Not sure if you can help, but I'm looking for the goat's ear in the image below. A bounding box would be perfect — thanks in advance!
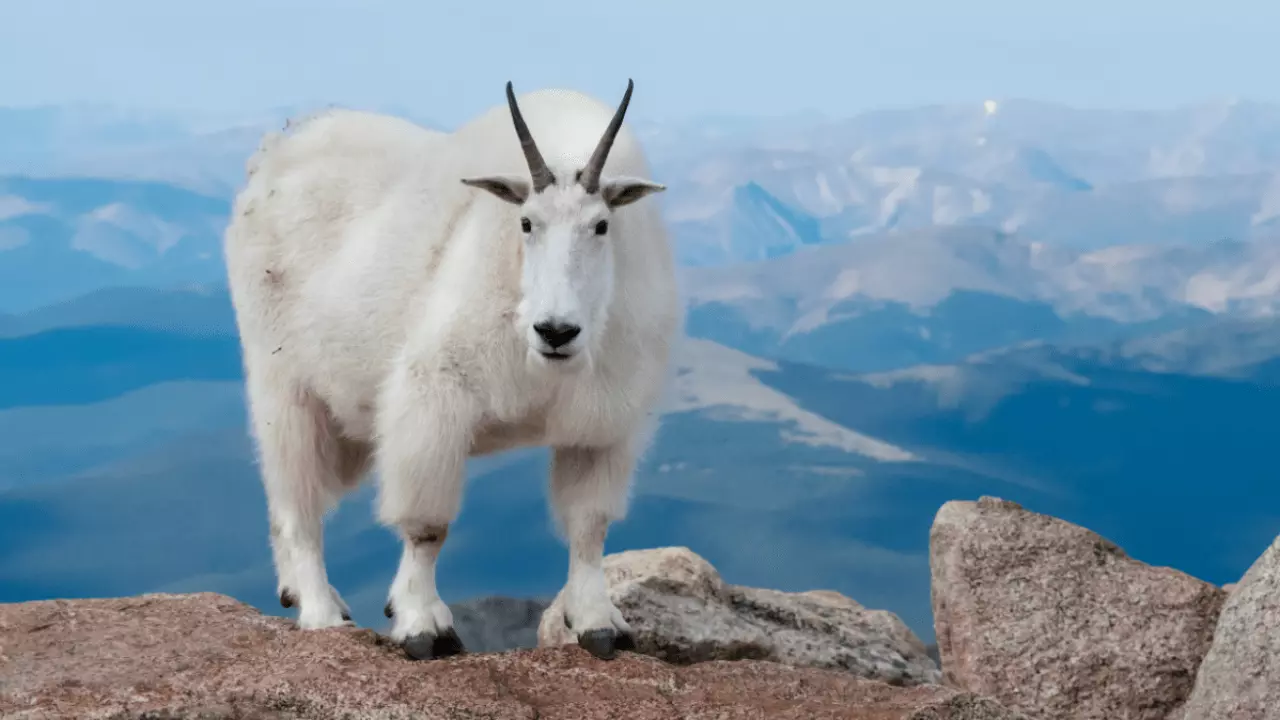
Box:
[461,175,530,204]
[600,177,666,209]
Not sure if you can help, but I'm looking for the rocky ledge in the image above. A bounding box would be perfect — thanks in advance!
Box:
[2,497,1277,719]
[0,592,1019,720]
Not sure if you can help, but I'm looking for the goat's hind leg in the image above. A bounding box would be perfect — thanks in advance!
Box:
[248,376,354,629]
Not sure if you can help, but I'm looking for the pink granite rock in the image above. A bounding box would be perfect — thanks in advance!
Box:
[0,592,1026,720]
[930,496,1226,720]
[1179,534,1280,720]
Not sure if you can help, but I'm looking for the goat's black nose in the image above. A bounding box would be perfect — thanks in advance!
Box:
[533,321,581,349]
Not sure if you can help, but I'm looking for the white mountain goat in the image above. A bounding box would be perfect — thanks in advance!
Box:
[223,80,679,660]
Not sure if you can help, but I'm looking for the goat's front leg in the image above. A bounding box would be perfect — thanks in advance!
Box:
[374,368,478,660]
[549,442,638,660]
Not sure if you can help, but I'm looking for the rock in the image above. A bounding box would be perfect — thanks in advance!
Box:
[930,496,1226,720]
[1221,582,1237,593]
[1179,534,1280,720]
[451,595,550,652]
[537,546,942,686]
[0,592,1028,719]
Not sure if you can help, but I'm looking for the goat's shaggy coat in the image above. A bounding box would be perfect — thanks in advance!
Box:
[223,82,680,659]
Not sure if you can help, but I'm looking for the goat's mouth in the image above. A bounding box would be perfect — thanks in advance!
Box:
[539,350,573,362]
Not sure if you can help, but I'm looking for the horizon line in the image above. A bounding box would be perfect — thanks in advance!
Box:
[0,94,1268,130]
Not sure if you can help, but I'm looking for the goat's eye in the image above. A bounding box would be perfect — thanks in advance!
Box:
[520,217,532,233]
[594,220,609,235]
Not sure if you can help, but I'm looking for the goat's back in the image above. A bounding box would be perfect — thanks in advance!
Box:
[222,108,450,419]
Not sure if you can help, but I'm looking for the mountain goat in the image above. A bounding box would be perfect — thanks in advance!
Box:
[223,80,679,661]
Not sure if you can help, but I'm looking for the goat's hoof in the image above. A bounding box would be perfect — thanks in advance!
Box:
[577,628,634,660]
[403,628,465,660]
[384,601,394,618]
[279,589,296,609]
[341,609,351,622]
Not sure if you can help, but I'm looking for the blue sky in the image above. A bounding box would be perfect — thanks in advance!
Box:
[2,0,1277,126]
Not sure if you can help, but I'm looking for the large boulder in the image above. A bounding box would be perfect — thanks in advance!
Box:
[537,545,942,686]
[0,592,1027,719]
[930,496,1226,720]
[1179,534,1280,720]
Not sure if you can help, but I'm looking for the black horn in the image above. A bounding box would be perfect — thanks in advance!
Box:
[579,79,634,194]
[505,81,555,193]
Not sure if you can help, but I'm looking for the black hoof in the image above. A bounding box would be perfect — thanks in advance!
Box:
[434,627,465,657]
[615,631,636,652]
[577,628,634,660]
[402,628,466,660]
[384,601,394,618]
[341,609,351,622]
[563,612,573,630]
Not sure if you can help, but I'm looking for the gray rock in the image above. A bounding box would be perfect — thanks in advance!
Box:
[1179,534,1280,720]
[450,595,550,652]
[537,546,942,686]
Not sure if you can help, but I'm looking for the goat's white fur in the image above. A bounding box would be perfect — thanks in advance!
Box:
[223,85,680,650]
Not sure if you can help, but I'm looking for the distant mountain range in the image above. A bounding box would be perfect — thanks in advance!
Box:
[681,225,1280,372]
[0,176,229,312]
[658,101,1280,261]
[6,97,1280,311]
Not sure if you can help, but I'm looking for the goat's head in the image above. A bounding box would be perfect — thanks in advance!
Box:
[461,79,665,366]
